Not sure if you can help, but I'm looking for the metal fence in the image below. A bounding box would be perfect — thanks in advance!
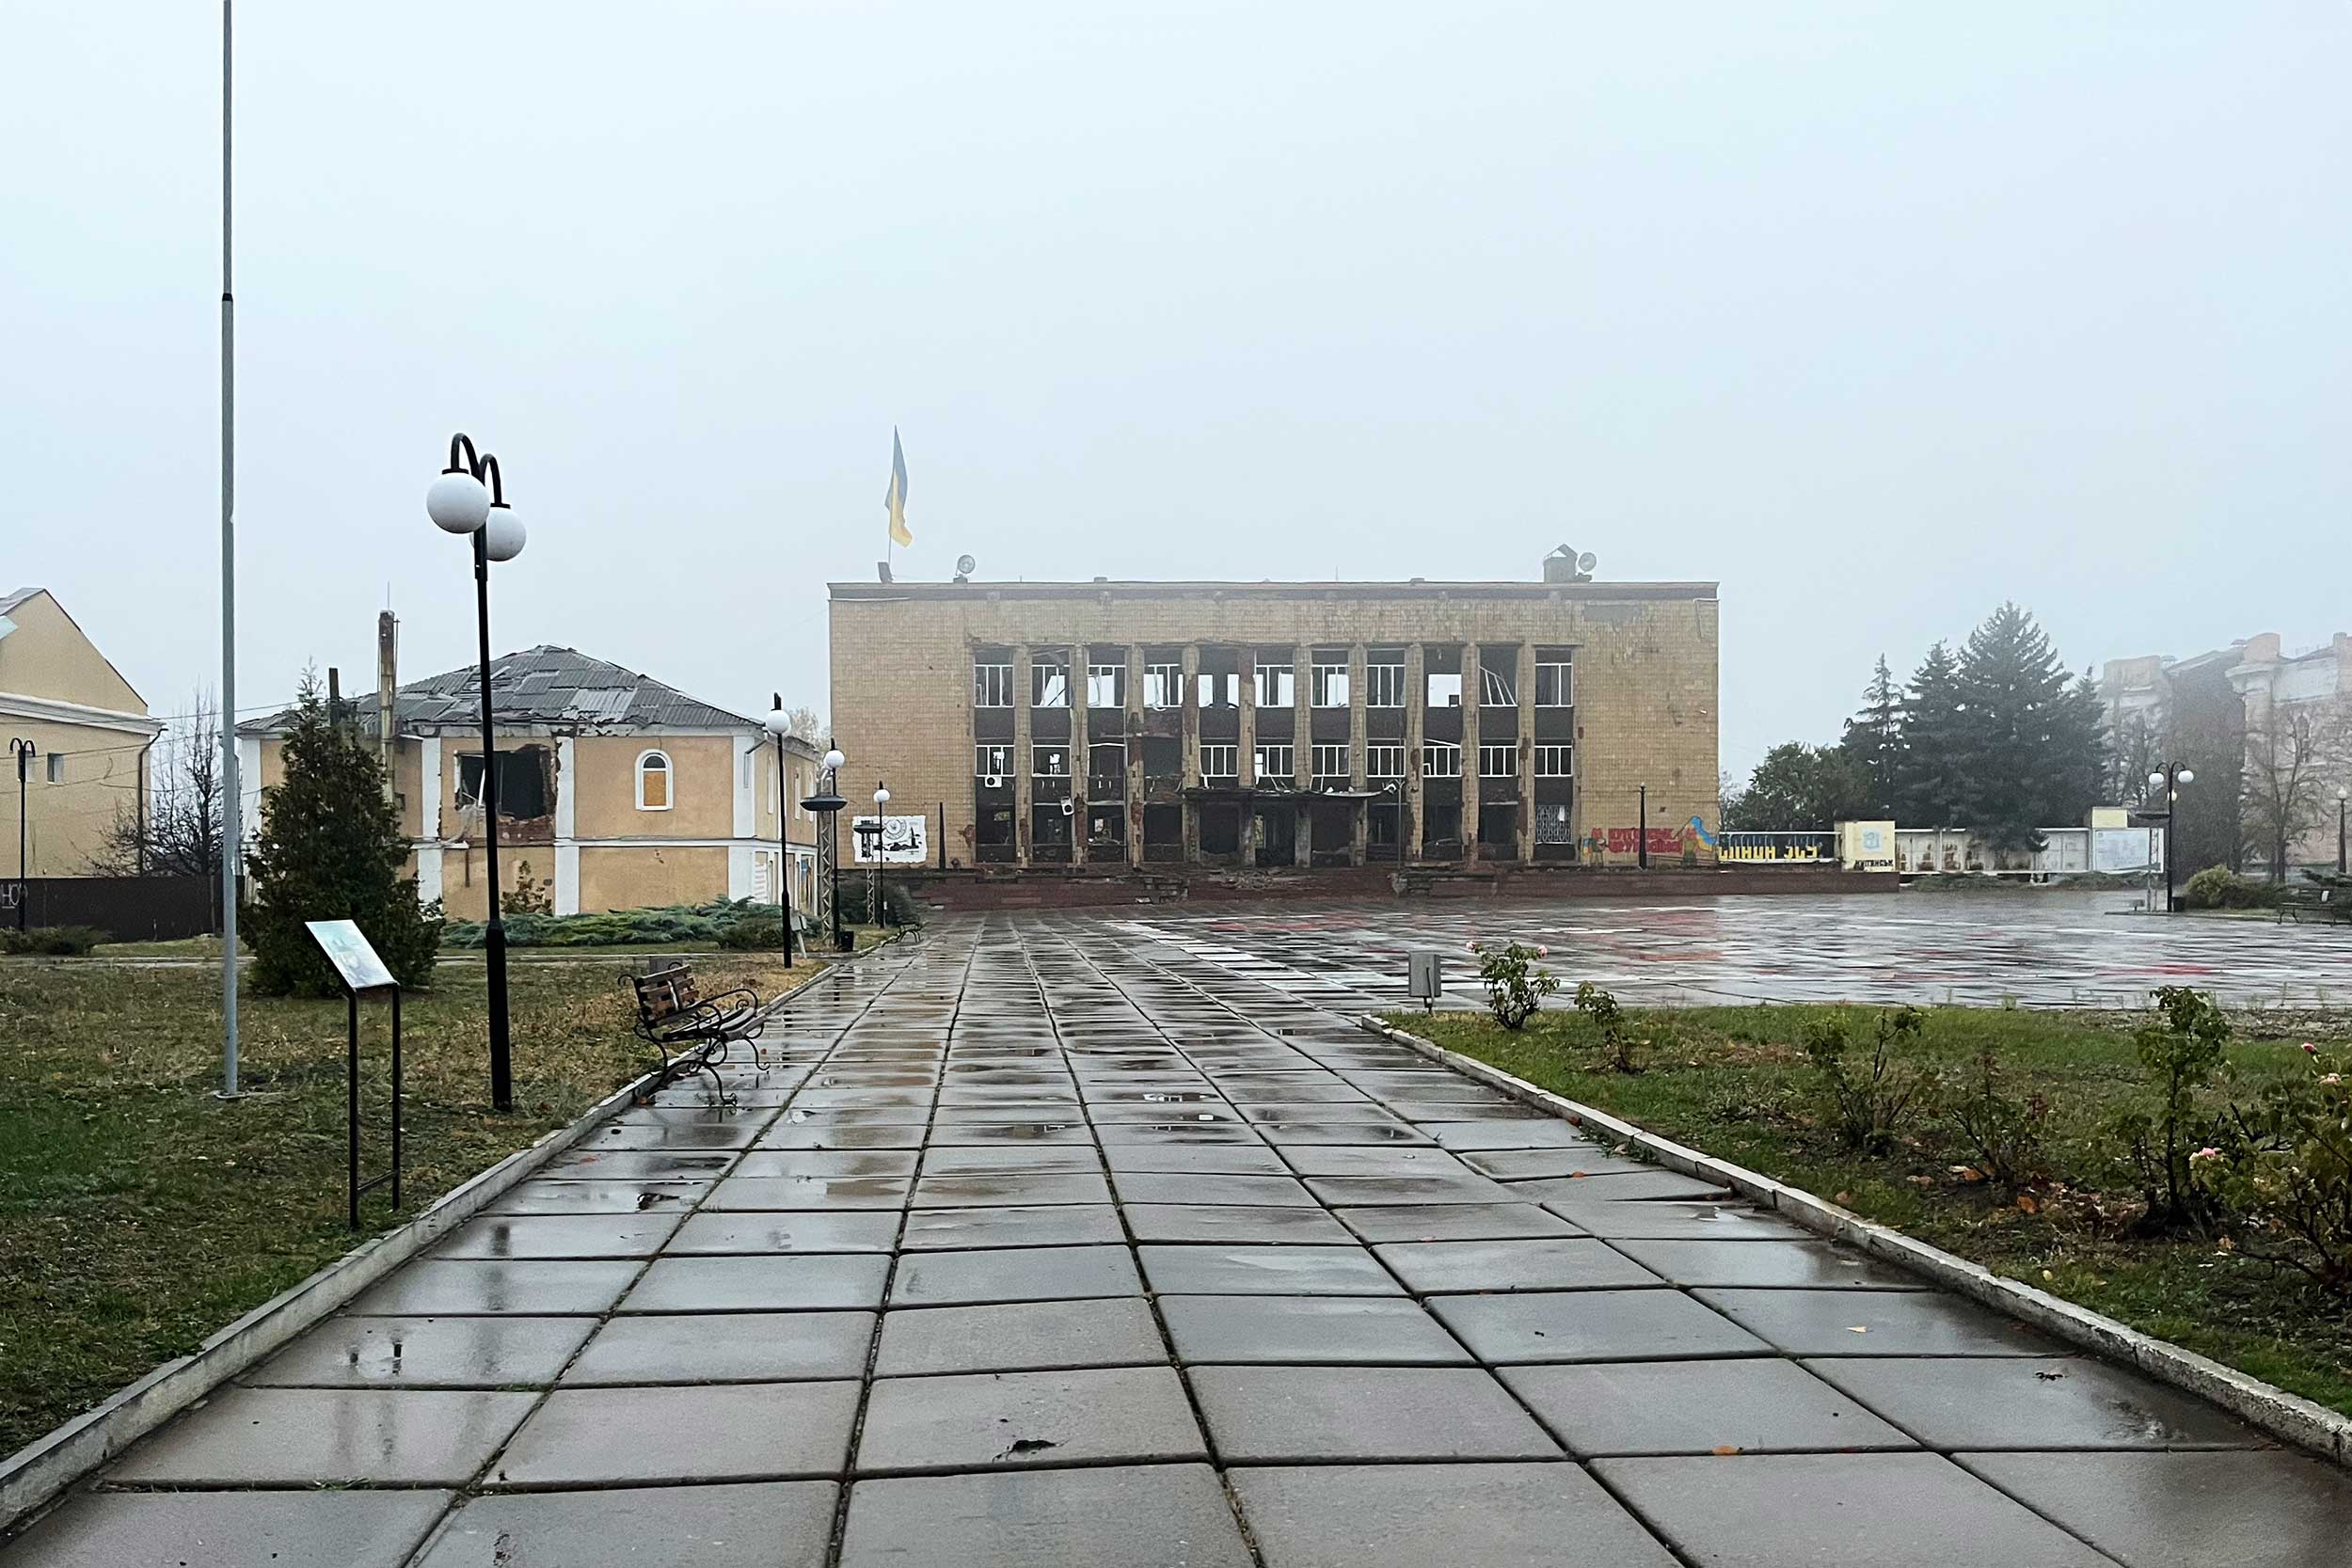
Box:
[1,876,220,942]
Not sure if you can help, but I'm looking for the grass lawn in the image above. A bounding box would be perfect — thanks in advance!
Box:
[0,948,808,1458]
[1390,1001,2352,1418]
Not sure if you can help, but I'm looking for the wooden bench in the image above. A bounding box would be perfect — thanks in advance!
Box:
[2277,885,2352,925]
[623,963,770,1098]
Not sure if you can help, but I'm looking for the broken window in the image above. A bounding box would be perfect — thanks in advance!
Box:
[1197,671,1237,708]
[1254,743,1295,782]
[1087,664,1125,708]
[1031,658,1070,708]
[1142,735,1182,780]
[1144,663,1183,708]
[1089,742,1125,785]
[973,662,1013,706]
[976,744,1012,779]
[1480,664,1517,706]
[460,745,553,818]
[1425,672,1462,707]
[1311,663,1350,707]
[1255,663,1295,709]
[1031,745,1069,777]
[1364,657,1406,707]
[1422,741,1462,777]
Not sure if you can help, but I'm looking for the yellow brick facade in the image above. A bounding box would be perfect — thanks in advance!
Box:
[0,589,160,879]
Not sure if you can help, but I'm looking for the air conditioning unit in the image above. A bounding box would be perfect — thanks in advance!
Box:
[983,774,1003,789]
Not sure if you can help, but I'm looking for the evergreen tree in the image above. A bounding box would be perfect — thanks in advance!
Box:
[1894,641,1965,826]
[1838,655,1903,817]
[246,680,443,995]
[1949,603,2106,851]
[1734,742,1869,832]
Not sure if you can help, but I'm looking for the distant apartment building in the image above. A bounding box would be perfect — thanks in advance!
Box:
[827,555,1719,872]
[0,588,161,885]
[242,646,819,920]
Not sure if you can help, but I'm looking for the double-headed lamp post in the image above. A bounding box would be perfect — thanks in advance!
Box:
[761,698,796,965]
[9,737,35,930]
[2149,764,2194,914]
[2337,786,2347,876]
[871,784,891,927]
[425,433,527,1112]
[802,747,848,950]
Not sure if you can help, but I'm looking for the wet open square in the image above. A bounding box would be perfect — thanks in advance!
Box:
[10,902,2351,1567]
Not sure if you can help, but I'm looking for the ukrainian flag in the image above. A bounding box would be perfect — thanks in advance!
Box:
[884,429,913,548]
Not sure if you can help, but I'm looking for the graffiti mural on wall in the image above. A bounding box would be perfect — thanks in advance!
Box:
[1584,824,1711,859]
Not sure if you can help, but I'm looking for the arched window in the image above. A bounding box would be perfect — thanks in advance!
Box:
[636,749,672,811]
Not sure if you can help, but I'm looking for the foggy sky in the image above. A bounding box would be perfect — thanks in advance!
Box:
[6,2,2346,782]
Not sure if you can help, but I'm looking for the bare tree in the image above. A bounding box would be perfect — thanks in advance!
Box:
[2109,711,2162,807]
[91,692,226,878]
[2240,697,2352,881]
[786,705,826,743]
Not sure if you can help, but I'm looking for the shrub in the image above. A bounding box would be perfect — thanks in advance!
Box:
[1573,981,1641,1073]
[2183,865,2279,910]
[2199,1041,2352,1294]
[717,913,787,951]
[1945,1049,2049,1192]
[1469,940,1558,1029]
[2106,986,2231,1233]
[1803,1006,1932,1152]
[830,878,922,928]
[0,925,107,956]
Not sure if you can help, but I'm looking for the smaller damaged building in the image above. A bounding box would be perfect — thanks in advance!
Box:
[241,646,819,919]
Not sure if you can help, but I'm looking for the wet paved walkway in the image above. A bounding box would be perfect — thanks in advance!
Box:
[9,911,2351,1566]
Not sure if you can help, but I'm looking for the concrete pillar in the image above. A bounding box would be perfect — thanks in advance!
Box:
[1237,648,1258,863]
[1461,641,1482,862]
[1012,644,1033,868]
[1347,642,1369,866]
[1071,641,1089,869]
[1517,641,1537,863]
[1404,643,1425,863]
[1181,644,1200,863]
[1294,642,1312,866]
[1125,644,1145,869]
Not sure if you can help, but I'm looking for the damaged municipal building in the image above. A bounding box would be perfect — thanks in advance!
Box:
[827,549,1719,876]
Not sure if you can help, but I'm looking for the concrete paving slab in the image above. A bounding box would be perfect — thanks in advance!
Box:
[732,1149,922,1179]
[412,1481,836,1568]
[1422,1120,1595,1150]
[484,1178,710,1214]
[1537,1201,1813,1241]
[1138,1244,1404,1296]
[1189,1365,1561,1462]
[432,1212,682,1259]
[1303,1172,1523,1205]
[541,1148,735,1180]
[898,1204,1127,1250]
[1159,1294,1472,1364]
[910,1173,1114,1208]
[1503,1359,1915,1456]
[242,1314,595,1388]
[620,1253,892,1313]
[874,1297,1168,1375]
[563,1310,876,1384]
[1693,1288,2060,1356]
[1806,1356,2262,1450]
[1125,1204,1355,1244]
[105,1386,534,1485]
[1957,1450,2352,1568]
[1271,1145,1481,1178]
[889,1243,1143,1305]
[1431,1289,1770,1364]
[1594,1452,2117,1568]
[755,1122,929,1149]
[919,1146,1104,1176]
[1611,1237,1928,1290]
[1507,1170,1737,1202]
[1375,1237,1665,1293]
[837,1462,1252,1568]
[1459,1147,1658,1180]
[1333,1203,1584,1243]
[1230,1462,1682,1568]
[345,1259,641,1316]
[664,1209,903,1254]
[1100,1143,1295,1174]
[1113,1172,1321,1207]
[703,1175,913,1211]
[490,1380,860,1485]
[1,1489,453,1568]
[928,1119,1097,1145]
[1251,1121,1436,1145]
[856,1366,1204,1473]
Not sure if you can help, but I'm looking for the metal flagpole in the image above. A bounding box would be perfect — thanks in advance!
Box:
[218,0,244,1099]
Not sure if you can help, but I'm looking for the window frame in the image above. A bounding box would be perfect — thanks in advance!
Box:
[634,749,674,811]
[1143,663,1183,709]
[1422,740,1462,777]
[1086,663,1125,709]
[1030,744,1070,778]
[1197,671,1237,709]
[1534,744,1574,778]
[46,752,66,784]
[973,662,1014,707]
[1030,658,1071,708]
[1311,743,1350,783]
[1535,660,1574,707]
[1200,743,1238,781]
[1311,663,1350,708]
[975,743,1013,779]
[1479,665,1517,707]
[1363,662,1406,708]
[1478,743,1518,779]
[1425,672,1463,708]
[1253,742,1295,783]
[1366,744,1404,780]
[1254,663,1295,710]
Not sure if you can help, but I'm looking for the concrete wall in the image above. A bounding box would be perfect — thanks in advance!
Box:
[577,844,728,912]
[0,591,158,878]
[0,592,145,714]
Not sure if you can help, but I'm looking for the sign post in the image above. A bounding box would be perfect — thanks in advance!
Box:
[307,920,403,1229]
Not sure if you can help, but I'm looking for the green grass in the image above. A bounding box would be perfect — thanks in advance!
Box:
[1391,1001,2352,1418]
[0,950,806,1457]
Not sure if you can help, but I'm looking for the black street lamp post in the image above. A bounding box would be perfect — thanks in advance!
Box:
[2148,763,2195,913]
[802,744,848,951]
[9,737,33,930]
[1637,783,1650,870]
[426,433,527,1112]
[2337,786,2347,877]
[762,698,797,966]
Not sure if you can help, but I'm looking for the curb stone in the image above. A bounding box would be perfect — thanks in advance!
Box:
[0,951,872,1534]
[1358,1012,2352,1472]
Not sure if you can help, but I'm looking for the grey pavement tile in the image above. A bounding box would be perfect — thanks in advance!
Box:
[563,1310,876,1384]
[1237,1102,1414,1125]
[1422,1119,1594,1151]
[106,1386,534,1485]
[1274,1145,1481,1178]
[1089,1101,1247,1123]
[621,1253,891,1312]
[1460,1147,1656,1180]
[731,1148,922,1179]
[665,1209,903,1254]
[1252,1121,1437,1146]
[911,1172,1114,1208]
[837,1462,1252,1568]
[1507,1170,1738,1202]
[1431,1289,1770,1364]
[1304,1172,1523,1205]
[1230,1461,1681,1568]
[1113,1171,1321,1207]
[1335,1203,1584,1243]
[1594,1452,2116,1567]
[919,1145,1104,1176]
[756,1122,929,1148]
[1093,1120,1268,1145]
[1957,1450,2352,1568]
[432,1212,682,1259]
[898,1203,1126,1250]
[1125,1204,1354,1244]
[243,1314,594,1388]
[927,1119,1097,1145]
[1189,1365,1561,1463]
[704,1175,913,1211]
[856,1365,1204,1472]
[1375,1238,1665,1293]
[1503,1359,1915,1456]
[345,1259,641,1317]
[923,1104,1092,1126]
[489,1381,861,1485]
[775,1107,934,1126]
[1693,1288,2058,1356]
[875,1297,1168,1375]
[1611,1237,1929,1290]
[540,1148,736,1180]
[1101,1142,1294,1174]
[3,1489,454,1568]
[1139,1244,1404,1296]
[1805,1357,2259,1450]
[414,1481,836,1568]
[1160,1294,1470,1364]
[485,1179,710,1214]
[1538,1201,1813,1241]
[588,1117,771,1150]
[890,1243,1143,1305]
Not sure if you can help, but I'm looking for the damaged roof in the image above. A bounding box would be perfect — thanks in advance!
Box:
[239,645,767,736]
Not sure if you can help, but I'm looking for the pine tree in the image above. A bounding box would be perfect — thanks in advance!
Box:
[1949,604,2105,851]
[1894,641,1964,827]
[246,680,443,995]
[1839,655,1903,818]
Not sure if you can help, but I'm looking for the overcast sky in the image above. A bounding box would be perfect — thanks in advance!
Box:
[7,2,2345,780]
